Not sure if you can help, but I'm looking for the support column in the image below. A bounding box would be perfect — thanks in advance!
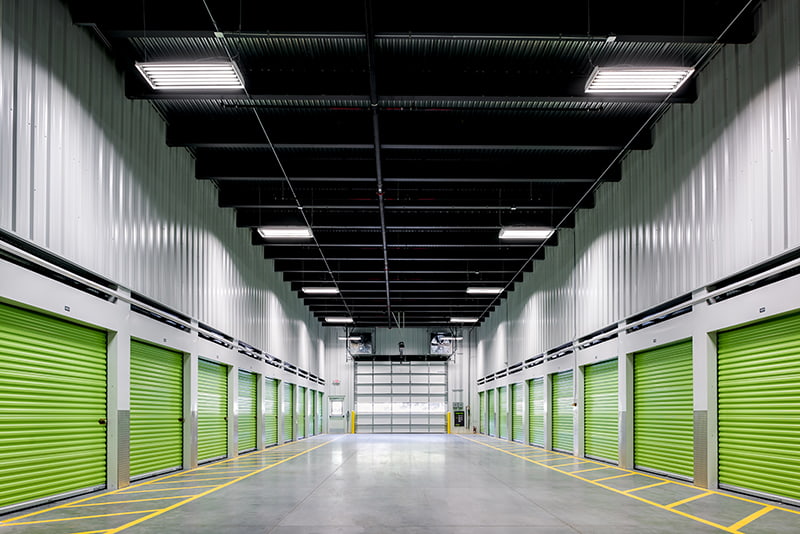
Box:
[256,373,265,450]
[575,361,585,457]
[106,291,131,490]
[184,346,199,470]
[544,373,553,450]
[228,364,238,459]
[692,289,718,489]
[618,322,635,469]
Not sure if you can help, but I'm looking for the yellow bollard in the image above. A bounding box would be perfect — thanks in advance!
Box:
[350,411,356,433]
[446,412,451,434]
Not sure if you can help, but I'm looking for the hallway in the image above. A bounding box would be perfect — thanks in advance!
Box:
[2,435,797,534]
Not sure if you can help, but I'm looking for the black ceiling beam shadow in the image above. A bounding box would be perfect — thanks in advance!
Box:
[273,259,535,273]
[263,246,541,261]
[286,272,525,284]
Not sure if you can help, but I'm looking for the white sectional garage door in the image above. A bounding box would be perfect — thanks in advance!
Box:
[355,361,447,433]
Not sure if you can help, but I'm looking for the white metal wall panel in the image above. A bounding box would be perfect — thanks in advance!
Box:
[475,0,800,361]
[0,0,324,373]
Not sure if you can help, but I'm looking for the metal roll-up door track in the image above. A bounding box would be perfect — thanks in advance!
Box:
[718,311,800,504]
[197,359,228,463]
[583,358,618,463]
[634,340,693,480]
[130,340,183,480]
[0,303,107,512]
[551,370,574,453]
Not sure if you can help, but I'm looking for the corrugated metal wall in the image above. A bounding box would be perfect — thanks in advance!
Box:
[0,0,323,372]
[477,0,800,370]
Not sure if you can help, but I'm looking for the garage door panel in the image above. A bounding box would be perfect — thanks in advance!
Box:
[479,391,486,434]
[283,383,295,442]
[237,370,257,452]
[528,378,544,446]
[264,378,278,446]
[551,371,574,453]
[583,358,618,463]
[197,359,228,463]
[511,383,523,442]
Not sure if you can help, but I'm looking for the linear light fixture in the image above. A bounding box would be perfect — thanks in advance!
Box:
[498,226,554,240]
[440,336,464,341]
[302,287,339,295]
[325,317,353,324]
[466,287,504,295]
[450,317,479,323]
[585,66,695,94]
[257,226,313,239]
[338,336,362,341]
[135,61,245,90]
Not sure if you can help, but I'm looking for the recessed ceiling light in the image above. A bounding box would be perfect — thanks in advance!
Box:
[498,227,554,240]
[325,317,353,324]
[302,287,339,295]
[257,226,313,239]
[135,61,245,90]
[466,287,504,295]
[585,66,695,94]
[450,317,479,323]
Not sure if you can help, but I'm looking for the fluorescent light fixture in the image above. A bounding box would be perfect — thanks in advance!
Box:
[466,287,504,295]
[440,336,464,341]
[257,226,313,239]
[338,336,362,341]
[498,226,554,240]
[450,317,479,323]
[302,287,339,295]
[585,66,695,94]
[135,61,245,90]
[325,317,353,324]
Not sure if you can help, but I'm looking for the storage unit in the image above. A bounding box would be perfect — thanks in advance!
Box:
[498,386,508,439]
[478,391,486,434]
[487,388,496,436]
[307,388,314,437]
[583,358,618,463]
[551,371,574,453]
[283,382,295,442]
[197,359,228,463]
[528,378,544,446]
[130,341,183,480]
[511,382,524,442]
[297,386,306,439]
[237,370,257,452]
[317,390,324,434]
[0,303,107,511]
[634,341,693,479]
[264,378,279,446]
[718,312,800,503]
[354,361,447,433]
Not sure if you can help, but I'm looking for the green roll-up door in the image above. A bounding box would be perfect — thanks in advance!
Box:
[487,388,496,436]
[511,383,524,442]
[634,340,693,479]
[718,312,800,502]
[528,378,544,446]
[318,391,324,434]
[130,341,183,479]
[237,370,257,452]
[584,358,618,463]
[197,359,228,463]
[498,386,508,439]
[551,371,574,453]
[0,303,107,510]
[264,378,279,446]
[283,382,295,442]
[307,389,314,437]
[297,386,306,439]
[479,391,486,434]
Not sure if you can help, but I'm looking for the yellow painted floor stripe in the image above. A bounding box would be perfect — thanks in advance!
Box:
[65,530,109,534]
[550,461,589,467]
[624,481,671,493]
[117,485,218,493]
[666,491,714,509]
[152,476,240,484]
[728,506,774,531]
[66,496,190,507]
[573,466,616,473]
[593,473,635,482]
[2,509,158,526]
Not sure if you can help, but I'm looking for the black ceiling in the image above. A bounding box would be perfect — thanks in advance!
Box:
[67,0,760,328]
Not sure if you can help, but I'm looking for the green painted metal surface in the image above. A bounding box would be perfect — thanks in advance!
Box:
[551,371,574,452]
[528,378,544,446]
[297,386,306,439]
[237,370,257,452]
[498,386,508,439]
[197,359,228,462]
[718,312,800,501]
[317,390,324,434]
[283,382,295,442]
[307,388,314,437]
[634,340,693,478]
[487,388,496,436]
[130,341,183,478]
[264,378,279,446]
[511,383,524,442]
[0,303,107,509]
[584,358,618,463]
[479,391,486,434]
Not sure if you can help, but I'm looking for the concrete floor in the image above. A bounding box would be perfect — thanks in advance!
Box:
[2,434,798,534]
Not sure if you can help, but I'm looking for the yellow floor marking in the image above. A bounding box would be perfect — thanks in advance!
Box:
[152,476,241,484]
[116,485,218,493]
[64,530,109,534]
[104,437,339,534]
[624,481,671,493]
[573,466,616,473]
[66,496,190,507]
[666,491,714,509]
[550,461,589,467]
[185,469,259,473]
[728,506,774,531]
[593,473,635,482]
[1,509,158,527]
